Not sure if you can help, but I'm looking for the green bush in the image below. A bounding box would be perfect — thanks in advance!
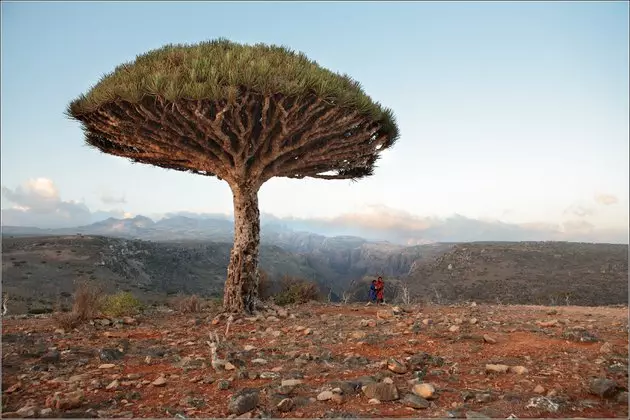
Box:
[274,276,320,306]
[101,292,142,317]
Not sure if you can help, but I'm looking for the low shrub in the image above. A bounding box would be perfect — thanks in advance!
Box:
[73,281,103,320]
[52,311,82,330]
[173,294,203,313]
[101,292,142,317]
[274,276,320,306]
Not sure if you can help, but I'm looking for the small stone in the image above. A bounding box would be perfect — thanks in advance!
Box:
[412,383,436,399]
[368,398,381,405]
[485,364,509,374]
[16,405,39,418]
[350,331,367,339]
[403,394,430,409]
[39,408,53,417]
[243,345,256,351]
[317,391,334,401]
[228,389,259,415]
[362,383,399,401]
[482,334,496,344]
[466,411,490,419]
[41,350,61,364]
[277,398,293,412]
[387,359,408,374]
[152,377,167,387]
[377,309,393,320]
[106,380,120,390]
[510,366,528,375]
[281,379,303,387]
[99,363,116,369]
[260,372,280,380]
[449,325,460,333]
[589,378,618,398]
[422,318,432,325]
[251,358,268,365]
[599,342,613,354]
[303,328,312,336]
[475,393,492,403]
[224,362,236,371]
[537,319,559,328]
[469,318,478,325]
[383,377,394,384]
[331,393,344,404]
[534,385,546,394]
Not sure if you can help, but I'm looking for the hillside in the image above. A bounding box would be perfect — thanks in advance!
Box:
[0,236,321,314]
[405,242,629,306]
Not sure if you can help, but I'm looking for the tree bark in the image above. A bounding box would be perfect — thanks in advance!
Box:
[223,183,261,313]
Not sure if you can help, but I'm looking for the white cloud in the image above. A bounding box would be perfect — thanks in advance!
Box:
[1,178,127,228]
[594,193,619,206]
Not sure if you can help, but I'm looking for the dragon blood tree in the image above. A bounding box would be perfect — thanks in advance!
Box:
[66,39,400,314]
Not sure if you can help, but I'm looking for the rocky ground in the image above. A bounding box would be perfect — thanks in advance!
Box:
[2,303,628,418]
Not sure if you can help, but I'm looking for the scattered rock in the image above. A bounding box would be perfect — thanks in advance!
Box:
[277,398,293,413]
[526,396,559,413]
[599,342,614,354]
[412,383,436,399]
[448,325,460,333]
[485,364,509,374]
[41,350,61,364]
[281,379,303,387]
[387,359,407,374]
[99,348,124,361]
[533,385,546,394]
[39,408,53,417]
[403,394,430,409]
[537,320,559,328]
[589,378,618,398]
[509,366,528,375]
[469,318,478,325]
[368,398,381,405]
[228,389,259,415]
[98,363,116,369]
[45,390,84,410]
[376,309,393,320]
[362,383,399,401]
[482,334,496,344]
[105,379,119,390]
[152,377,167,387]
[465,411,490,419]
[317,391,334,401]
[16,405,39,418]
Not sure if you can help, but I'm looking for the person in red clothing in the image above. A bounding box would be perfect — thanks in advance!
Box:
[375,276,385,304]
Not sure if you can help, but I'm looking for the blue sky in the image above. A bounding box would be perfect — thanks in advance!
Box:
[1,1,628,241]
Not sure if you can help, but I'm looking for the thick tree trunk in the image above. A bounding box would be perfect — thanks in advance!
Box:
[223,184,260,314]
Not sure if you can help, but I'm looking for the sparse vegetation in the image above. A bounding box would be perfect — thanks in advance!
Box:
[171,294,203,314]
[273,276,320,306]
[52,281,103,329]
[101,291,142,317]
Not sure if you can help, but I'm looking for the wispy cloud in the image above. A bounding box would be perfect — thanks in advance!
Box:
[1,178,126,228]
[594,193,619,206]
[101,193,127,205]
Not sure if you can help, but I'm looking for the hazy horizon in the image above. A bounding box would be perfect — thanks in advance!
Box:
[2,2,628,244]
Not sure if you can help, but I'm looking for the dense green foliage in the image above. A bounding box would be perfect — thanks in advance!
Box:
[67,39,398,140]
